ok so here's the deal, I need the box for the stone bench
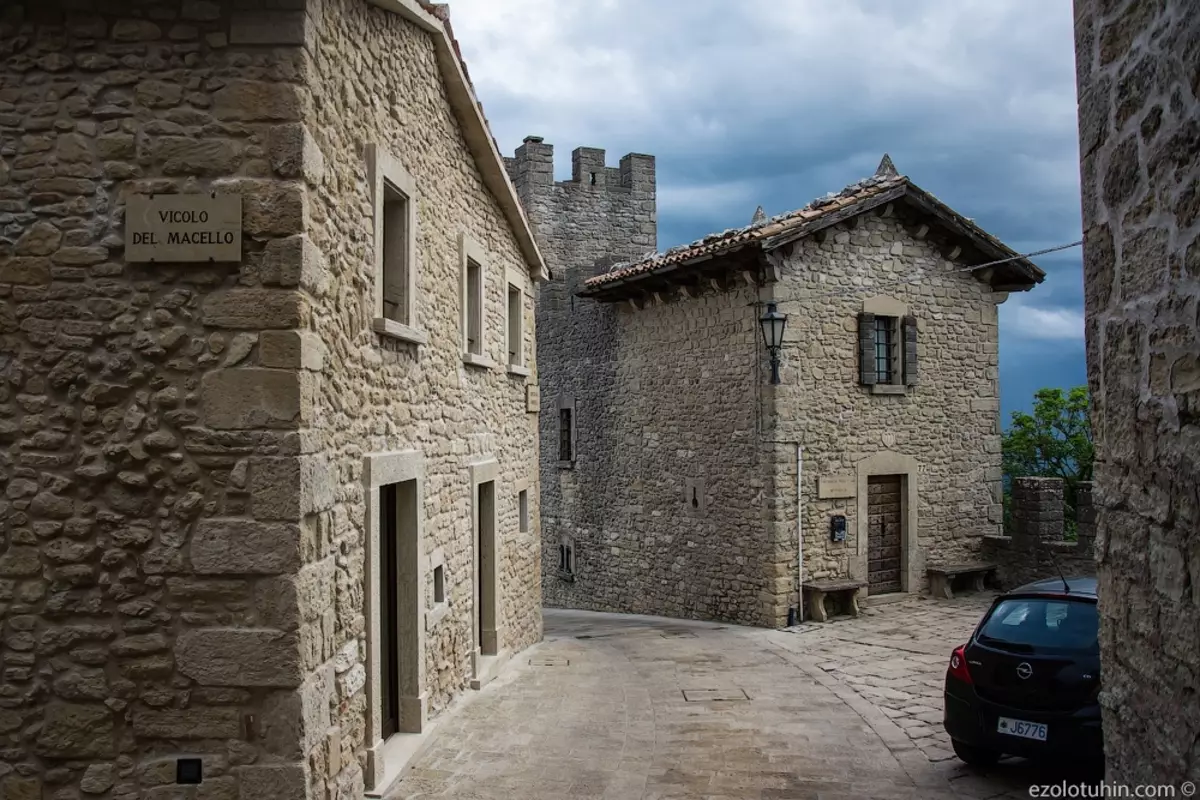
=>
[928,562,997,599]
[801,579,867,622]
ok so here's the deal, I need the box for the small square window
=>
[507,284,523,367]
[432,564,445,605]
[518,489,529,533]
[176,758,202,785]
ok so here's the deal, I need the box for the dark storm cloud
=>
[449,0,1086,416]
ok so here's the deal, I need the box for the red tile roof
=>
[582,158,1043,294]
[586,173,907,289]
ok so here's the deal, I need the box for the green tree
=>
[1002,386,1094,536]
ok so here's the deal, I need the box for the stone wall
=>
[763,213,1007,622]
[505,140,657,614]
[1073,0,1200,784]
[0,2,544,798]
[0,3,316,799]
[519,169,1011,627]
[575,285,771,625]
[981,478,1096,589]
[303,1,543,796]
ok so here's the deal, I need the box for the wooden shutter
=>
[902,315,919,386]
[858,312,877,385]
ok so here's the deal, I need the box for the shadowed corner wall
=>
[1073,0,1200,784]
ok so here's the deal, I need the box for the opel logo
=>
[1016,662,1033,680]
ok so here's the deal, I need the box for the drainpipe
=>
[796,444,804,624]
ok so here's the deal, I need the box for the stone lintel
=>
[200,369,311,430]
[249,454,335,521]
[262,234,329,297]
[259,330,325,371]
[202,288,309,329]
[192,518,301,574]
[176,629,302,687]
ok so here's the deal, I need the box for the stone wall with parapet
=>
[0,3,316,799]
[1073,0,1200,784]
[307,1,543,797]
[505,139,657,614]
[982,478,1096,589]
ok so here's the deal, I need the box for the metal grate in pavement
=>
[682,688,750,702]
[529,656,570,666]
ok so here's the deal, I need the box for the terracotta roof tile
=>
[585,173,906,288]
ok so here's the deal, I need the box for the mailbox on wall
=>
[830,515,847,543]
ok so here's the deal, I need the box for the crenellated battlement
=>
[507,136,655,195]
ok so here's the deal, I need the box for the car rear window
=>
[976,597,1099,655]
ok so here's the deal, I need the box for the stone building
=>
[517,147,1044,628]
[0,2,545,799]
[504,138,657,616]
[1072,0,1200,785]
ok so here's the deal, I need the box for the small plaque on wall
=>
[125,194,242,263]
[525,385,540,414]
[818,474,856,499]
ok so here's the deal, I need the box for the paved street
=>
[386,594,1095,799]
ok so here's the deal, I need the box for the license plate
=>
[997,717,1048,741]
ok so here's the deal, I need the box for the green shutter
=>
[903,315,918,386]
[859,312,877,385]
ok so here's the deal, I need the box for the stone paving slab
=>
[385,598,1091,799]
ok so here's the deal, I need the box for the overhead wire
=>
[766,239,1083,304]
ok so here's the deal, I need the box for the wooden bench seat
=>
[927,562,997,599]
[801,579,867,622]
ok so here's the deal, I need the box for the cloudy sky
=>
[448,0,1086,421]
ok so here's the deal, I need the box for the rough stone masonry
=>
[1073,0,1200,785]
[0,2,544,799]
[515,141,1035,628]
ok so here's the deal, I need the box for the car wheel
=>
[952,739,1001,767]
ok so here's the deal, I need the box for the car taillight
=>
[948,645,973,684]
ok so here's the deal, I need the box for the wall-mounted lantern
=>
[759,302,788,384]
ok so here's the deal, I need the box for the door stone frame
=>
[468,457,502,682]
[854,451,921,594]
[363,449,426,791]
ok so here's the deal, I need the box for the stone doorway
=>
[379,479,421,737]
[363,450,427,793]
[476,479,498,656]
[867,475,903,593]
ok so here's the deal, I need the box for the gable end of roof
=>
[363,0,548,282]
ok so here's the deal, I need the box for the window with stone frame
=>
[506,282,523,368]
[559,408,573,461]
[874,315,899,384]
[859,311,918,389]
[557,395,576,465]
[460,232,487,361]
[367,144,424,346]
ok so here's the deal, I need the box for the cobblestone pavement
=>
[386,595,1097,799]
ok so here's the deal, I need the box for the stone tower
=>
[505,138,656,607]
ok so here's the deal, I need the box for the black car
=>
[943,576,1103,767]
